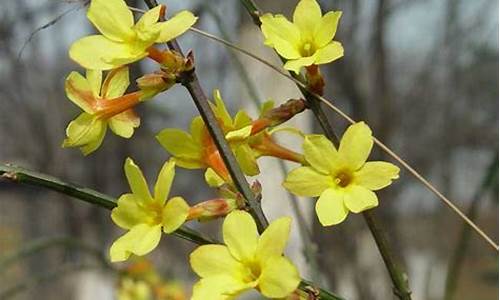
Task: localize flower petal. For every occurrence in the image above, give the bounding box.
[108,110,140,138]
[190,116,206,144]
[235,144,260,176]
[259,14,301,59]
[154,159,175,204]
[225,125,252,142]
[155,10,197,43]
[156,128,204,169]
[62,113,104,147]
[256,217,291,263]
[314,11,342,48]
[204,168,225,187]
[162,196,189,233]
[64,71,94,113]
[212,89,233,129]
[223,210,258,262]
[293,0,322,38]
[343,185,379,213]
[85,69,102,98]
[283,166,333,197]
[109,223,162,262]
[69,35,144,70]
[192,275,250,300]
[80,124,107,156]
[124,157,153,201]
[135,5,162,29]
[87,0,134,42]
[259,256,301,298]
[338,122,373,170]
[111,193,149,230]
[102,67,129,99]
[303,134,338,174]
[355,161,400,191]
[315,188,349,226]
[190,244,244,278]
[314,41,344,65]
[234,111,252,128]
[283,56,316,74]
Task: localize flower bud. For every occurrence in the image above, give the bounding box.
[187,198,238,221]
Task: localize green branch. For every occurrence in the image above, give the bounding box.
[237,1,412,299]
[0,163,216,245]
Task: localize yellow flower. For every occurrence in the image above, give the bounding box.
[189,210,300,299]
[62,67,141,155]
[283,122,400,226]
[70,0,197,70]
[110,158,190,262]
[157,90,304,182]
[260,0,343,74]
[117,278,152,300]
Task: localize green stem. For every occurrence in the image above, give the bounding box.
[1,163,344,299]
[143,0,269,233]
[444,152,498,300]
[238,1,412,299]
[0,163,215,245]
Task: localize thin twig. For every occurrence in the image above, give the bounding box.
[143,0,269,233]
[187,26,499,251]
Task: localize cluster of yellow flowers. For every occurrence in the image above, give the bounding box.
[63,0,400,299]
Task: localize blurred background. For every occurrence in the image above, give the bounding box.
[0,0,498,299]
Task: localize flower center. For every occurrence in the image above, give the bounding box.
[246,261,262,282]
[301,42,315,56]
[334,170,352,188]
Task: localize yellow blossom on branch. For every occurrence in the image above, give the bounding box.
[110,158,189,262]
[283,122,400,226]
[260,0,343,74]
[189,210,300,299]
[156,90,305,182]
[70,0,197,70]
[62,67,141,155]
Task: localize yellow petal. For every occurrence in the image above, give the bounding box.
[162,196,189,233]
[315,188,349,226]
[343,185,379,213]
[80,124,107,156]
[108,110,139,138]
[256,217,291,264]
[124,157,153,201]
[303,134,338,174]
[190,116,206,144]
[135,5,162,29]
[283,56,316,74]
[204,168,225,187]
[85,69,102,98]
[87,0,135,42]
[102,67,129,98]
[212,89,233,129]
[314,11,342,48]
[63,113,104,147]
[259,256,301,298]
[111,193,149,230]
[355,161,400,191]
[338,122,373,170]
[156,128,204,169]
[235,144,260,176]
[293,0,322,37]
[233,111,252,128]
[190,244,244,278]
[283,166,333,197]
[192,276,249,300]
[225,125,252,142]
[109,223,162,262]
[69,35,146,70]
[223,210,258,262]
[154,159,175,204]
[64,71,94,113]
[314,41,344,65]
[259,14,301,59]
[155,10,198,43]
